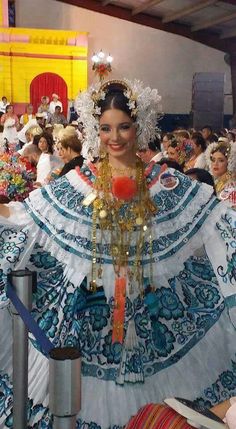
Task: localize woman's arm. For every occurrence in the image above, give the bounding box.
[210,399,231,419]
[0,204,10,218]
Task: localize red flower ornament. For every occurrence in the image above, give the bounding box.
[112,176,138,200]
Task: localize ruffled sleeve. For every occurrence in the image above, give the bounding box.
[147,167,236,324]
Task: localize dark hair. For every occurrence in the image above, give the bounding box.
[162,132,175,143]
[210,143,230,160]
[218,128,228,137]
[185,168,216,194]
[191,132,207,152]
[2,96,7,101]
[158,158,183,173]
[60,134,82,154]
[32,134,41,146]
[6,104,13,112]
[201,125,212,133]
[169,138,179,149]
[98,83,134,119]
[37,132,54,154]
[148,136,161,152]
[210,133,218,143]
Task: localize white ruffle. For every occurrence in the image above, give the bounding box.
[20,169,235,301]
[1,169,235,302]
[0,307,234,429]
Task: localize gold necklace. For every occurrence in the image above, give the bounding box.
[215,172,231,195]
[110,165,136,176]
[90,156,158,294]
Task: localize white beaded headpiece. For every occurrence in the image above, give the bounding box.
[205,141,236,174]
[75,79,163,159]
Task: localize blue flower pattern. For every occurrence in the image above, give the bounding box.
[0,167,235,428]
[195,359,236,407]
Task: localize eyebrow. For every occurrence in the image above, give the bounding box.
[100,121,132,126]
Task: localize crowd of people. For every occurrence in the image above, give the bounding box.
[0,92,235,203]
[0,80,235,429]
[0,93,84,191]
[138,126,236,204]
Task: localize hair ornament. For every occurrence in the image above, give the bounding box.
[75,78,163,159]
[205,141,236,174]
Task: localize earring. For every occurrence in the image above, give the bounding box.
[99,142,108,159]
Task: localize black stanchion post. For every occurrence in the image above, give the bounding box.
[8,270,34,429]
[49,347,81,429]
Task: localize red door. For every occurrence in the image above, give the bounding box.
[30,72,68,115]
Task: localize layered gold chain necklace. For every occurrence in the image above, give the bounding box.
[215,172,232,195]
[90,156,158,343]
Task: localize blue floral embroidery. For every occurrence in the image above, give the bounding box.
[217,250,236,285]
[195,284,221,308]
[149,287,184,320]
[151,320,175,357]
[38,309,59,338]
[220,370,236,390]
[0,373,12,419]
[77,420,102,429]
[195,358,236,406]
[102,333,122,365]
[216,212,236,285]
[184,259,216,282]
[0,227,28,264]
[30,251,58,270]
[90,306,110,331]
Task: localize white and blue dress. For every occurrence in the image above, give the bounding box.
[0,163,235,429]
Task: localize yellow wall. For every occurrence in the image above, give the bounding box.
[0,27,88,103]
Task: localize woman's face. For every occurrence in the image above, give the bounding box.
[167,146,179,162]
[211,151,228,178]
[57,143,71,163]
[191,140,202,156]
[38,137,49,153]
[7,106,13,114]
[162,135,171,152]
[99,109,136,161]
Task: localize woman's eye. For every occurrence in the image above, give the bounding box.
[120,124,131,131]
[100,126,110,132]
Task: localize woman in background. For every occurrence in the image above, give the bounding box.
[58,132,84,177]
[35,132,62,185]
[184,132,206,171]
[206,141,236,202]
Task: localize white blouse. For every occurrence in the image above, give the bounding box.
[36,152,62,185]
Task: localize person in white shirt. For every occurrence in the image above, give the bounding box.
[49,93,63,114]
[0,96,10,117]
[19,104,35,127]
[184,132,207,171]
[35,131,63,185]
[137,136,163,164]
[18,125,43,154]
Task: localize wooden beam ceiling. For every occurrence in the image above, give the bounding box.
[132,0,165,16]
[55,0,236,52]
[162,0,218,24]
[221,26,236,39]
[192,11,236,31]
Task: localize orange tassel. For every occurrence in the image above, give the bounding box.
[112,276,126,344]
